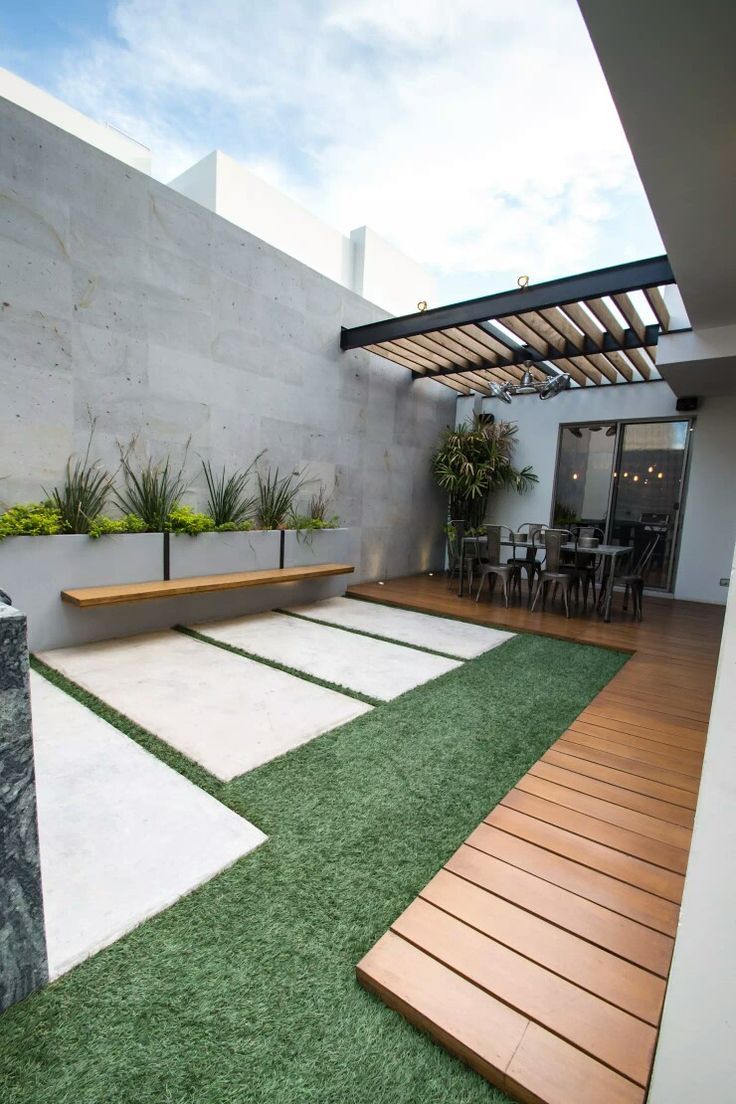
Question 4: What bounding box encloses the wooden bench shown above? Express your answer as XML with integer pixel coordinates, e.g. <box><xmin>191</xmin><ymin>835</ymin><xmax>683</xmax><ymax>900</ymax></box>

<box><xmin>60</xmin><ymin>563</ymin><xmax>354</xmax><ymax>608</ymax></box>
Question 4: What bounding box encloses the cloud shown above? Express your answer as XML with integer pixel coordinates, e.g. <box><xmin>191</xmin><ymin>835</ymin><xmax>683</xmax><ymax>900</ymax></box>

<box><xmin>43</xmin><ymin>0</ymin><xmax>662</xmax><ymax>300</ymax></box>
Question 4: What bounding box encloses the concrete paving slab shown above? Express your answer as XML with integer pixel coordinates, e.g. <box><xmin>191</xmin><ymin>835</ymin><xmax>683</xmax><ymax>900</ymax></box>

<box><xmin>193</xmin><ymin>612</ymin><xmax>461</xmax><ymax>701</ymax></box>
<box><xmin>37</xmin><ymin>630</ymin><xmax>372</xmax><ymax>782</ymax></box>
<box><xmin>30</xmin><ymin>672</ymin><xmax>266</xmax><ymax>979</ymax></box>
<box><xmin>285</xmin><ymin>597</ymin><xmax>514</xmax><ymax>658</ymax></box>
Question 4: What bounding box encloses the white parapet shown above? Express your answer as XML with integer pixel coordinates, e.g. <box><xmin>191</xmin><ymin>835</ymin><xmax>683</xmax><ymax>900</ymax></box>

<box><xmin>0</xmin><ymin>67</ymin><xmax>151</xmax><ymax>174</ymax></box>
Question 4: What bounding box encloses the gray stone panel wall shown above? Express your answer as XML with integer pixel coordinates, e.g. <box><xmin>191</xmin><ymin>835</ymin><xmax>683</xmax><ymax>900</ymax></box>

<box><xmin>0</xmin><ymin>98</ymin><xmax>455</xmax><ymax>582</ymax></box>
<box><xmin>0</xmin><ymin>603</ymin><xmax>48</xmax><ymax>1011</ymax></box>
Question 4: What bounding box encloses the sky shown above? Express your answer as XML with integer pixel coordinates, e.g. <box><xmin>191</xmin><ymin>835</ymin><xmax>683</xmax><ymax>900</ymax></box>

<box><xmin>0</xmin><ymin>0</ymin><xmax>664</xmax><ymax>304</ymax></box>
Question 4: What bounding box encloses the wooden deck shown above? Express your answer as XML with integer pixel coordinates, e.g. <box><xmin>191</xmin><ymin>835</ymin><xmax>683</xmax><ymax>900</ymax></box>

<box><xmin>352</xmin><ymin>575</ymin><xmax>723</xmax><ymax>1104</ymax></box>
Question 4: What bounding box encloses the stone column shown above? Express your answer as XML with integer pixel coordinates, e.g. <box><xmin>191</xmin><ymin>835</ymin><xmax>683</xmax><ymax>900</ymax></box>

<box><xmin>0</xmin><ymin>602</ymin><xmax>48</xmax><ymax>1012</ymax></box>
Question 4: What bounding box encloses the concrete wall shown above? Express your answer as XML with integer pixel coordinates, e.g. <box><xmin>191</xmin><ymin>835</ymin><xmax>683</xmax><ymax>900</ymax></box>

<box><xmin>0</xmin><ymin>67</ymin><xmax>151</xmax><ymax>174</ymax></box>
<box><xmin>460</xmin><ymin>381</ymin><xmax>736</xmax><ymax>604</ymax></box>
<box><xmin>647</xmin><ymin>538</ymin><xmax>736</xmax><ymax>1102</ymax></box>
<box><xmin>0</xmin><ymin>97</ymin><xmax>454</xmax><ymax>585</ymax></box>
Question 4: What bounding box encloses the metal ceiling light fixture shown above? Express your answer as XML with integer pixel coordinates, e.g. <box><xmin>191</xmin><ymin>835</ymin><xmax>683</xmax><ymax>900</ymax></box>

<box><xmin>488</xmin><ymin>360</ymin><xmax>572</xmax><ymax>402</ymax></box>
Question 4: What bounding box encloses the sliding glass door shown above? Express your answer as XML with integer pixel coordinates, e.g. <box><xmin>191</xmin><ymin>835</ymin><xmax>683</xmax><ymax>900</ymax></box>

<box><xmin>553</xmin><ymin>423</ymin><xmax>617</xmax><ymax>531</ymax></box>
<box><xmin>608</xmin><ymin>420</ymin><xmax>691</xmax><ymax>591</ymax></box>
<box><xmin>553</xmin><ymin>418</ymin><xmax>693</xmax><ymax>591</ymax></box>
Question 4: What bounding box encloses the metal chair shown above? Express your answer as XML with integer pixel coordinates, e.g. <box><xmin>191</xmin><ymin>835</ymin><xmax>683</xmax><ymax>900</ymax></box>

<box><xmin>507</xmin><ymin>521</ymin><xmax>545</xmax><ymax>598</ymax></box>
<box><xmin>620</xmin><ymin>535</ymin><xmax>660</xmax><ymax>620</ymax></box>
<box><xmin>530</xmin><ymin>528</ymin><xmax>578</xmax><ymax>618</ymax></box>
<box><xmin>475</xmin><ymin>525</ymin><xmax>521</xmax><ymax>608</ymax></box>
<box><xmin>572</xmin><ymin>525</ymin><xmax>605</xmax><ymax>612</ymax></box>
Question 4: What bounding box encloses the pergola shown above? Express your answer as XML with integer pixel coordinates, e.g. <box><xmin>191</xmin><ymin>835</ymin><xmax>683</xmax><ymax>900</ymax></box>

<box><xmin>340</xmin><ymin>255</ymin><xmax>679</xmax><ymax>396</ymax></box>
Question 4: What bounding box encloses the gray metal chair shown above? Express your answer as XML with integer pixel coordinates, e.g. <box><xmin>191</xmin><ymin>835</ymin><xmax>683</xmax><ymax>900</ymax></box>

<box><xmin>475</xmin><ymin>525</ymin><xmax>521</xmax><ymax>607</ymax></box>
<box><xmin>530</xmin><ymin>528</ymin><xmax>578</xmax><ymax>618</ymax></box>
<box><xmin>507</xmin><ymin>521</ymin><xmax>545</xmax><ymax>598</ymax></box>
<box><xmin>573</xmin><ymin>525</ymin><xmax>605</xmax><ymax>611</ymax></box>
<box><xmin>620</xmin><ymin>535</ymin><xmax>660</xmax><ymax>620</ymax></box>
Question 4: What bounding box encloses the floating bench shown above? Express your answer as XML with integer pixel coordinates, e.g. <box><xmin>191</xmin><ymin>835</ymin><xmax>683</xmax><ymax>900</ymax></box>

<box><xmin>61</xmin><ymin>563</ymin><xmax>354</xmax><ymax>608</ymax></box>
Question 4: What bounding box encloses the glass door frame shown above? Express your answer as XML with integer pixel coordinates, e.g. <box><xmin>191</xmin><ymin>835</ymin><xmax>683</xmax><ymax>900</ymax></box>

<box><xmin>550</xmin><ymin>414</ymin><xmax>696</xmax><ymax>593</ymax></box>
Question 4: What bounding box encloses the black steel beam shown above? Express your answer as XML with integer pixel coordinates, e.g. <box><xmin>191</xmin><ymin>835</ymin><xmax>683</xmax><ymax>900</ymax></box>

<box><xmin>340</xmin><ymin>255</ymin><xmax>674</xmax><ymax>351</ymax></box>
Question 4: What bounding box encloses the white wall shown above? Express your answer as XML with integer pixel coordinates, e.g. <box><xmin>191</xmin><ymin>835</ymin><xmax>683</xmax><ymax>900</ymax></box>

<box><xmin>169</xmin><ymin>151</ymin><xmax>435</xmax><ymax>315</ymax></box>
<box><xmin>165</xmin><ymin>151</ymin><xmax>217</xmax><ymax>210</ymax></box>
<box><xmin>462</xmin><ymin>381</ymin><xmax>736</xmax><ymax>604</ymax></box>
<box><xmin>350</xmin><ymin>226</ymin><xmax>437</xmax><ymax>316</ymax></box>
<box><xmin>647</xmin><ymin>537</ymin><xmax>736</xmax><ymax>1102</ymax></box>
<box><xmin>0</xmin><ymin>67</ymin><xmax>151</xmax><ymax>174</ymax></box>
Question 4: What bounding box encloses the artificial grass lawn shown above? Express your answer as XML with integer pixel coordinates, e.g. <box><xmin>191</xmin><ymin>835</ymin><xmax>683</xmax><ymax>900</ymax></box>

<box><xmin>2</xmin><ymin>632</ymin><xmax>627</xmax><ymax>1104</ymax></box>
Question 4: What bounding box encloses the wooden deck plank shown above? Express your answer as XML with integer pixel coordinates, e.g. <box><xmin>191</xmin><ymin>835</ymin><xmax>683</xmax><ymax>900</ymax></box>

<box><xmin>350</xmin><ymin>575</ymin><xmax>723</xmax><ymax>1104</ymax></box>
<box><xmin>517</xmin><ymin>770</ymin><xmax>694</xmax><ymax>842</ymax></box>
<box><xmin>552</xmin><ymin>740</ymin><xmax>702</xmax><ymax>793</ymax></box>
<box><xmin>567</xmin><ymin>720</ymin><xmax>704</xmax><ymax>767</ymax></box>
<box><xmin>484</xmin><ymin>805</ymin><xmax>685</xmax><ymax>903</ymax></box>
<box><xmin>501</xmin><ymin>787</ymin><xmax>690</xmax><ymax>872</ymax></box>
<box><xmin>391</xmin><ymin>898</ymin><xmax>656</xmax><ymax>1084</ymax></box>
<box><xmin>574</xmin><ymin>716</ymin><xmax>707</xmax><ymax>754</ymax></box>
<box><xmin>446</xmin><ymin>845</ymin><xmax>674</xmax><ymax>976</ymax></box>
<box><xmin>467</xmin><ymin>823</ymin><xmax>680</xmax><ymax>934</ymax></box>
<box><xmin>421</xmin><ymin>870</ymin><xmax>666</xmax><ymax>1025</ymax></box>
<box><xmin>529</xmin><ymin>759</ymin><xmax>697</xmax><ymax>830</ymax></box>
<box><xmin>541</xmin><ymin>750</ymin><xmax>699</xmax><ymax>812</ymax></box>
<box><xmin>561</xmin><ymin>730</ymin><xmax>702</xmax><ymax>777</ymax></box>
<box><xmin>506</xmin><ymin>1021</ymin><xmax>646</xmax><ymax>1104</ymax></box>
<box><xmin>357</xmin><ymin>932</ymin><xmax>645</xmax><ymax>1104</ymax></box>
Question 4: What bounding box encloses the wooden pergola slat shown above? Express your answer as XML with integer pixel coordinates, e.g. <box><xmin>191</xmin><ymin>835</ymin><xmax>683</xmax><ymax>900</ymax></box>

<box><xmin>342</xmin><ymin>256</ymin><xmax>681</xmax><ymax>395</ymax></box>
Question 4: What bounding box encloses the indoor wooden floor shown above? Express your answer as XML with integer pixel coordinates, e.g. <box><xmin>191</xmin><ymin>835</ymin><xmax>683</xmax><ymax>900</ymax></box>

<box><xmin>351</xmin><ymin>575</ymin><xmax>723</xmax><ymax>1104</ymax></box>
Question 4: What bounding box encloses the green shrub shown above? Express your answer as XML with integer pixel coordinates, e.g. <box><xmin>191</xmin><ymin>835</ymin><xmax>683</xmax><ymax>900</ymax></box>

<box><xmin>256</xmin><ymin>467</ymin><xmax>312</xmax><ymax>529</ymax></box>
<box><xmin>0</xmin><ymin>502</ymin><xmax>63</xmax><ymax>538</ymax></box>
<box><xmin>289</xmin><ymin>514</ymin><xmax>339</xmax><ymax>531</ymax></box>
<box><xmin>213</xmin><ymin>520</ymin><xmax>254</xmax><ymax>532</ymax></box>
<box><xmin>167</xmin><ymin>505</ymin><xmax>215</xmax><ymax>535</ymax></box>
<box><xmin>201</xmin><ymin>452</ymin><xmax>263</xmax><ymax>527</ymax></box>
<box><xmin>87</xmin><ymin>514</ymin><xmax>146</xmax><ymax>539</ymax></box>
<box><xmin>115</xmin><ymin>453</ymin><xmax>189</xmax><ymax>531</ymax></box>
<box><xmin>45</xmin><ymin>435</ymin><xmax>114</xmax><ymax>534</ymax></box>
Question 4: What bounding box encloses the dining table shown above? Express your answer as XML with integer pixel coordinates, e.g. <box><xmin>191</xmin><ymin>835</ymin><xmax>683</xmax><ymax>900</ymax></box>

<box><xmin>458</xmin><ymin>535</ymin><xmax>633</xmax><ymax>623</ymax></box>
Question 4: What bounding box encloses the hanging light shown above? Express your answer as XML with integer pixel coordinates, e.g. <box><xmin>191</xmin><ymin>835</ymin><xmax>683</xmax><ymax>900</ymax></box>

<box><xmin>488</xmin><ymin>361</ymin><xmax>571</xmax><ymax>402</ymax></box>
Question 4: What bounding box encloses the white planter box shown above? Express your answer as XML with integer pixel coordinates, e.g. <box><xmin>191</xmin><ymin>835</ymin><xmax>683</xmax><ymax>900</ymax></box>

<box><xmin>0</xmin><ymin>529</ymin><xmax>359</xmax><ymax>652</ymax></box>
<box><xmin>169</xmin><ymin>530</ymin><xmax>279</xmax><ymax>578</ymax></box>
<box><xmin>282</xmin><ymin>527</ymin><xmax>357</xmax><ymax>569</ymax></box>
<box><xmin>0</xmin><ymin>534</ymin><xmax>162</xmax><ymax>651</ymax></box>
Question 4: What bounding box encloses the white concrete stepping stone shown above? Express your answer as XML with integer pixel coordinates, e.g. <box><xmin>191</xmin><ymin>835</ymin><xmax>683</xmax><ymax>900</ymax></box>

<box><xmin>192</xmin><ymin>611</ymin><xmax>461</xmax><ymax>701</ymax></box>
<box><xmin>30</xmin><ymin>671</ymin><xmax>266</xmax><ymax>979</ymax></box>
<box><xmin>37</xmin><ymin>630</ymin><xmax>371</xmax><ymax>782</ymax></box>
<box><xmin>285</xmin><ymin>597</ymin><xmax>514</xmax><ymax>658</ymax></box>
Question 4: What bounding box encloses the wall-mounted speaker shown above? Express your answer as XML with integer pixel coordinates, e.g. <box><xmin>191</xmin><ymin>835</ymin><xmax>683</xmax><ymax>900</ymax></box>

<box><xmin>676</xmin><ymin>396</ymin><xmax>698</xmax><ymax>412</ymax></box>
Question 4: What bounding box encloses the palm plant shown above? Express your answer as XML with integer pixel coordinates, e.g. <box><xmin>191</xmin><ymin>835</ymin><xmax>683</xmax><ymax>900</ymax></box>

<box><xmin>46</xmin><ymin>432</ymin><xmax>115</xmax><ymax>534</ymax></box>
<box><xmin>256</xmin><ymin>466</ymin><xmax>312</xmax><ymax>529</ymax></box>
<box><xmin>201</xmin><ymin>450</ymin><xmax>264</xmax><ymax>527</ymax></box>
<box><xmin>431</xmin><ymin>417</ymin><xmax>537</xmax><ymax>529</ymax></box>
<box><xmin>115</xmin><ymin>452</ymin><xmax>190</xmax><ymax>532</ymax></box>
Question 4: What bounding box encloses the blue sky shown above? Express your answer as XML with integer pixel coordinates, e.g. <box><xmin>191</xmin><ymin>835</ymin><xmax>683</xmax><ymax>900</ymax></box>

<box><xmin>0</xmin><ymin>0</ymin><xmax>664</xmax><ymax>304</ymax></box>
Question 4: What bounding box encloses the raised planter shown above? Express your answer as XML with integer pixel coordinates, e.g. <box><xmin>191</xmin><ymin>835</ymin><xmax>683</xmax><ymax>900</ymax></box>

<box><xmin>282</xmin><ymin>527</ymin><xmax>357</xmax><ymax>568</ymax></box>
<box><xmin>0</xmin><ymin>528</ymin><xmax>361</xmax><ymax>651</ymax></box>
<box><xmin>0</xmin><ymin>534</ymin><xmax>162</xmax><ymax>651</ymax></box>
<box><xmin>169</xmin><ymin>530</ymin><xmax>279</xmax><ymax>578</ymax></box>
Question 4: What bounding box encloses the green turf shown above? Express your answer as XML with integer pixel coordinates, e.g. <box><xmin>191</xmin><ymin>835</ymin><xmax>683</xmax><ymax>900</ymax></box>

<box><xmin>1</xmin><ymin>633</ymin><xmax>627</xmax><ymax>1104</ymax></box>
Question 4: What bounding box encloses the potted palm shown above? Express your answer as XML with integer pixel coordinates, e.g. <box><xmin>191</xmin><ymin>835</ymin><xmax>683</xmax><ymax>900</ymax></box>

<box><xmin>431</xmin><ymin>417</ymin><xmax>538</xmax><ymax>531</ymax></box>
